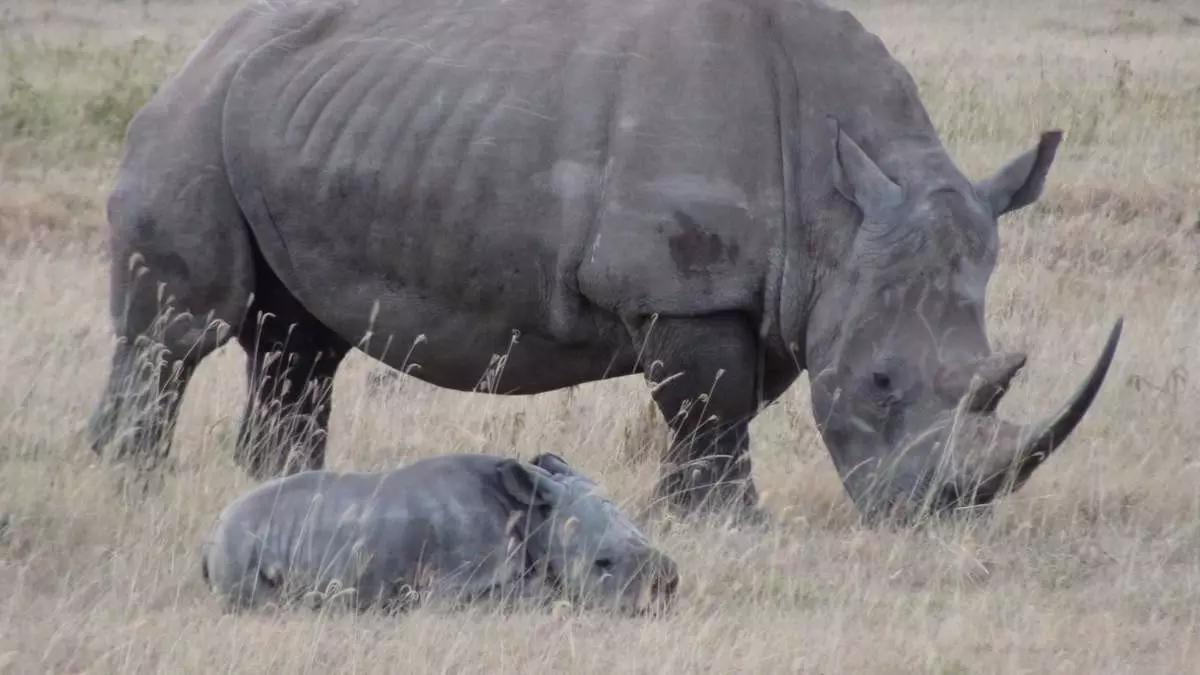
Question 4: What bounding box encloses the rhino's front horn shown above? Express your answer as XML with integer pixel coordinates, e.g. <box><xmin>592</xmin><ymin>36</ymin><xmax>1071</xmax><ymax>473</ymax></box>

<box><xmin>977</xmin><ymin>317</ymin><xmax>1124</xmax><ymax>497</ymax></box>
<box><xmin>936</xmin><ymin>351</ymin><xmax>1028</xmax><ymax>413</ymax></box>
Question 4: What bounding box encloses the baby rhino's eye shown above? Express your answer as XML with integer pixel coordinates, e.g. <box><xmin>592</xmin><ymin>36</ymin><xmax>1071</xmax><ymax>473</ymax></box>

<box><xmin>595</xmin><ymin>557</ymin><xmax>613</xmax><ymax>570</ymax></box>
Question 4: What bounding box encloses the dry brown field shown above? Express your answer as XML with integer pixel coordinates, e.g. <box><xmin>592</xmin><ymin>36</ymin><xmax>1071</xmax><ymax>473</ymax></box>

<box><xmin>2</xmin><ymin>0</ymin><xmax>1199</xmax><ymax>672</ymax></box>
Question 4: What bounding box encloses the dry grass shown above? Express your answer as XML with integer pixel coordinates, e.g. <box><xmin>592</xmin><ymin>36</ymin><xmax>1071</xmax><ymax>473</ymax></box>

<box><xmin>2</xmin><ymin>0</ymin><xmax>1200</xmax><ymax>672</ymax></box>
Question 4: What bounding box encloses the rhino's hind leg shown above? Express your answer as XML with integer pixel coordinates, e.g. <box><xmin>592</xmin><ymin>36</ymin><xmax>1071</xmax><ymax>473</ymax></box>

<box><xmin>628</xmin><ymin>312</ymin><xmax>764</xmax><ymax>523</ymax></box>
<box><xmin>234</xmin><ymin>255</ymin><xmax>351</xmax><ymax>479</ymax></box>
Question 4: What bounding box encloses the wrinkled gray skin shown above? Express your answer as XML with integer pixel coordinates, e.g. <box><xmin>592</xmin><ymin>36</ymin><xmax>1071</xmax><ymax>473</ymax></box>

<box><xmin>201</xmin><ymin>452</ymin><xmax>680</xmax><ymax>615</ymax></box>
<box><xmin>90</xmin><ymin>0</ymin><xmax>1123</xmax><ymax>524</ymax></box>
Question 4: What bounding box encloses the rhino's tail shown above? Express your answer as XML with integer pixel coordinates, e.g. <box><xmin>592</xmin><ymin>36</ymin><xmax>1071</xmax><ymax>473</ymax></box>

<box><xmin>227</xmin><ymin>539</ymin><xmax>287</xmax><ymax>612</ymax></box>
<box><xmin>251</xmin><ymin>545</ymin><xmax>285</xmax><ymax>591</ymax></box>
<box><xmin>201</xmin><ymin>529</ymin><xmax>287</xmax><ymax>612</ymax></box>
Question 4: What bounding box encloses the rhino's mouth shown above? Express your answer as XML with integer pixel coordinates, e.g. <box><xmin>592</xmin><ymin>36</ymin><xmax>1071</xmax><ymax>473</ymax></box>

<box><xmin>861</xmin><ymin>318</ymin><xmax>1124</xmax><ymax>522</ymax></box>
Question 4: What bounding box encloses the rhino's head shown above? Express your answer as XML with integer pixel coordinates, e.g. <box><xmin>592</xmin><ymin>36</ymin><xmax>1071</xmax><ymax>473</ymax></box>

<box><xmin>805</xmin><ymin>122</ymin><xmax>1122</xmax><ymax>524</ymax></box>
<box><xmin>498</xmin><ymin>453</ymin><xmax>679</xmax><ymax>615</ymax></box>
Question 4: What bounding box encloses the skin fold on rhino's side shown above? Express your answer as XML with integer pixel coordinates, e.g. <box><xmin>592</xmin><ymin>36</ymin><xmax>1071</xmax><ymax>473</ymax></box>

<box><xmin>90</xmin><ymin>0</ymin><xmax>1122</xmax><ymax>525</ymax></box>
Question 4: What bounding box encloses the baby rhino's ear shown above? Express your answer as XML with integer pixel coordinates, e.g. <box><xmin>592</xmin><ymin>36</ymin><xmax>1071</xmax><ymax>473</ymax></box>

<box><xmin>529</xmin><ymin>452</ymin><xmax>575</xmax><ymax>477</ymax></box>
<box><xmin>497</xmin><ymin>460</ymin><xmax>562</xmax><ymax>507</ymax></box>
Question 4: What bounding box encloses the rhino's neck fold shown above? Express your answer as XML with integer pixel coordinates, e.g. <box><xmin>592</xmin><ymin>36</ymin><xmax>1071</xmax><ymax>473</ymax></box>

<box><xmin>763</xmin><ymin>28</ymin><xmax>806</xmax><ymax>370</ymax></box>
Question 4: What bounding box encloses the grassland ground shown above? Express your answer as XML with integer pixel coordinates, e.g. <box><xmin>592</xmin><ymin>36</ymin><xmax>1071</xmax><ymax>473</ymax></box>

<box><xmin>2</xmin><ymin>0</ymin><xmax>1199</xmax><ymax>672</ymax></box>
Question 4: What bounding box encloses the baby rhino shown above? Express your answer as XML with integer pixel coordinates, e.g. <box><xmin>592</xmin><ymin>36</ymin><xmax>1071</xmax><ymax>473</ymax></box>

<box><xmin>200</xmin><ymin>452</ymin><xmax>680</xmax><ymax>616</ymax></box>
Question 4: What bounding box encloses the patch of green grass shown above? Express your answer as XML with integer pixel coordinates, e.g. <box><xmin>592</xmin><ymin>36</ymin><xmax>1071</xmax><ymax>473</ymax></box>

<box><xmin>0</xmin><ymin>35</ymin><xmax>181</xmax><ymax>152</ymax></box>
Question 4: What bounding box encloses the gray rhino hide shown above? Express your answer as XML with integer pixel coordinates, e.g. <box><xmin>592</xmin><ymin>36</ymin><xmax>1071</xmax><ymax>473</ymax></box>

<box><xmin>200</xmin><ymin>453</ymin><xmax>677</xmax><ymax>614</ymax></box>
<box><xmin>93</xmin><ymin>0</ymin><xmax>1122</xmax><ymax>523</ymax></box>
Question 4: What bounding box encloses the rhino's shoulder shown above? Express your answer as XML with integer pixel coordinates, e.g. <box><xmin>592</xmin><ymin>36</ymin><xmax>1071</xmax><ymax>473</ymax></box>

<box><xmin>177</xmin><ymin>0</ymin><xmax>348</xmax><ymax>82</ymax></box>
<box><xmin>393</xmin><ymin>454</ymin><xmax>509</xmax><ymax>491</ymax></box>
<box><xmin>764</xmin><ymin>0</ymin><xmax>939</xmax><ymax>157</ymax></box>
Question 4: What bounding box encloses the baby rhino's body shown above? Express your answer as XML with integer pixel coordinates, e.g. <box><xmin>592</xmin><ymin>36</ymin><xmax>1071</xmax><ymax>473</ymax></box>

<box><xmin>201</xmin><ymin>453</ymin><xmax>679</xmax><ymax>615</ymax></box>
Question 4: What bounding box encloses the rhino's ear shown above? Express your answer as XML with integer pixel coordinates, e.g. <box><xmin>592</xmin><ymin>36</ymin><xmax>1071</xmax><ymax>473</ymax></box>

<box><xmin>829</xmin><ymin>118</ymin><xmax>903</xmax><ymax>221</ymax></box>
<box><xmin>529</xmin><ymin>452</ymin><xmax>575</xmax><ymax>477</ymax></box>
<box><xmin>974</xmin><ymin>130</ymin><xmax>1063</xmax><ymax>217</ymax></box>
<box><xmin>498</xmin><ymin>460</ymin><xmax>562</xmax><ymax>508</ymax></box>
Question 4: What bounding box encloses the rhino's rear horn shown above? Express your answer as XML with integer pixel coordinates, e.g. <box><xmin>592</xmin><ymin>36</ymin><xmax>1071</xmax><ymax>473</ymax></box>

<box><xmin>965</xmin><ymin>351</ymin><xmax>1028</xmax><ymax>413</ymax></box>
<box><xmin>936</xmin><ymin>351</ymin><xmax>1028</xmax><ymax>413</ymax></box>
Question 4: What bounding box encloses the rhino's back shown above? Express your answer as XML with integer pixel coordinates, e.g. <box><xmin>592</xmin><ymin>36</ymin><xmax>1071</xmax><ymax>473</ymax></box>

<box><xmin>116</xmin><ymin>0</ymin><xmax>316</xmax><ymax>181</ymax></box>
<box><xmin>217</xmin><ymin>0</ymin><xmax>798</xmax><ymax>362</ymax></box>
<box><xmin>219</xmin><ymin>0</ymin><xmax>635</xmax><ymax>277</ymax></box>
<box><xmin>215</xmin><ymin>457</ymin><xmax>517</xmax><ymax>598</ymax></box>
<box><xmin>215</xmin><ymin>0</ymin><xmax>945</xmax><ymax>378</ymax></box>
<box><xmin>214</xmin><ymin>0</ymin><xmax>648</xmax><ymax>382</ymax></box>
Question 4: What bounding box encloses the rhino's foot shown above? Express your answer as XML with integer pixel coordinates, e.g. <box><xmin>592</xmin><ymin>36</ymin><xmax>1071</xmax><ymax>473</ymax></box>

<box><xmin>233</xmin><ymin>424</ymin><xmax>330</xmax><ymax>481</ymax></box>
<box><xmin>623</xmin><ymin>312</ymin><xmax>777</xmax><ymax>528</ymax></box>
<box><xmin>652</xmin><ymin>462</ymin><xmax>769</xmax><ymax>529</ymax></box>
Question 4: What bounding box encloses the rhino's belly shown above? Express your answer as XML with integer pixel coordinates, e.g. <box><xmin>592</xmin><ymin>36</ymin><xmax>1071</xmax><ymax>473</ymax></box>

<box><xmin>305</xmin><ymin>275</ymin><xmax>640</xmax><ymax>392</ymax></box>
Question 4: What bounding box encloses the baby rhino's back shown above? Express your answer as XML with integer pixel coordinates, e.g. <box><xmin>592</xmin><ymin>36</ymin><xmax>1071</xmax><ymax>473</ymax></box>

<box><xmin>201</xmin><ymin>456</ymin><xmax>524</xmax><ymax>611</ymax></box>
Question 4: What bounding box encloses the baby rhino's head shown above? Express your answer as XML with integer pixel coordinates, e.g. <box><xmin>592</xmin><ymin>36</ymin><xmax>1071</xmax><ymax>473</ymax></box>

<box><xmin>497</xmin><ymin>453</ymin><xmax>679</xmax><ymax>615</ymax></box>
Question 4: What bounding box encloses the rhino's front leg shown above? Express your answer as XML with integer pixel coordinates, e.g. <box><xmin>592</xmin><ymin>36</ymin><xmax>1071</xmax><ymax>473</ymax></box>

<box><xmin>88</xmin><ymin>247</ymin><xmax>246</xmax><ymax>472</ymax></box>
<box><xmin>89</xmin><ymin>335</ymin><xmax>202</xmax><ymax>472</ymax></box>
<box><xmin>628</xmin><ymin>312</ymin><xmax>766</xmax><ymax>523</ymax></box>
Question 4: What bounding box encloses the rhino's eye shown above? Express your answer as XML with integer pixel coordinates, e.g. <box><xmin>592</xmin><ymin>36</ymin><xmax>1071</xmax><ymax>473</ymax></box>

<box><xmin>595</xmin><ymin>557</ymin><xmax>613</xmax><ymax>571</ymax></box>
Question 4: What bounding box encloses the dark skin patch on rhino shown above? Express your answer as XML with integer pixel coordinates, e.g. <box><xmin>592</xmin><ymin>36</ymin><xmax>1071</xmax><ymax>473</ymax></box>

<box><xmin>667</xmin><ymin>209</ymin><xmax>741</xmax><ymax>278</ymax></box>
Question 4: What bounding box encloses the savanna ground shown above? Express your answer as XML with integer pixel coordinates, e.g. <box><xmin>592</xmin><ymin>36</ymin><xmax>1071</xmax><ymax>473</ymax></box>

<box><xmin>1</xmin><ymin>0</ymin><xmax>1199</xmax><ymax>671</ymax></box>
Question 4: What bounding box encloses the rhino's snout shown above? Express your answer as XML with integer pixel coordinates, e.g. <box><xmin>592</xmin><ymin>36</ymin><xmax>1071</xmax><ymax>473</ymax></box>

<box><xmin>838</xmin><ymin>318</ymin><xmax>1125</xmax><ymax>524</ymax></box>
<box><xmin>629</xmin><ymin>549</ymin><xmax>680</xmax><ymax>615</ymax></box>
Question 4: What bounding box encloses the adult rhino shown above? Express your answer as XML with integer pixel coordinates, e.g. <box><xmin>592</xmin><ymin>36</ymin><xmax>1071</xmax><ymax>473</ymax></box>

<box><xmin>89</xmin><ymin>0</ymin><xmax>1122</xmax><ymax>524</ymax></box>
<box><xmin>201</xmin><ymin>452</ymin><xmax>680</xmax><ymax>615</ymax></box>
